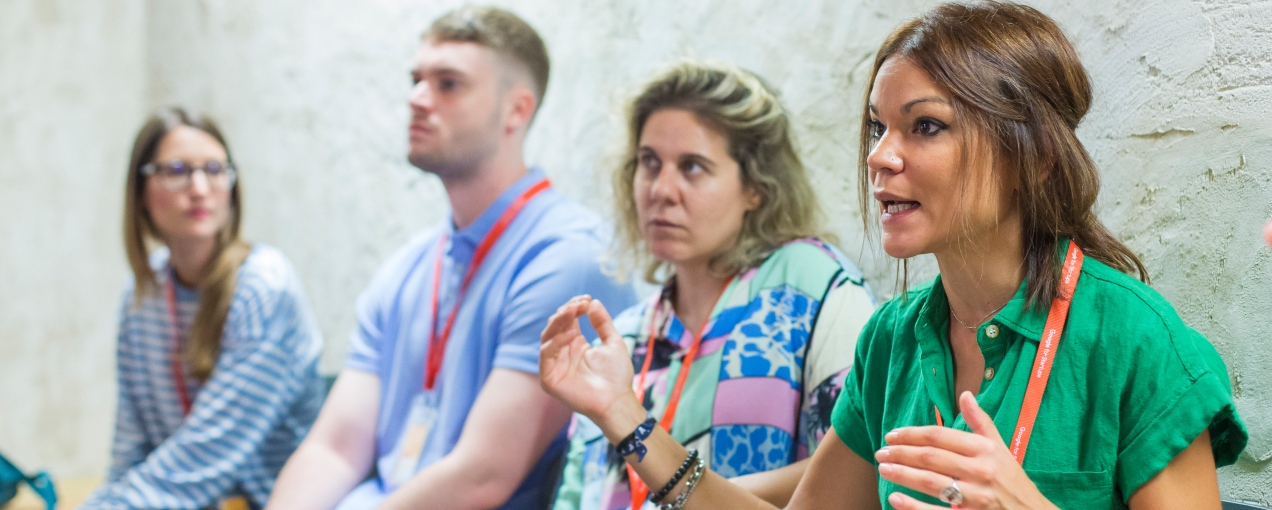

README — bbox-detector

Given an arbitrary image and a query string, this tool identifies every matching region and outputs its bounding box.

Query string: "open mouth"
[882,201,920,215]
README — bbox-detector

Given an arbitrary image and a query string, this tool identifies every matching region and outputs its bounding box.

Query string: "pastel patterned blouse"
[553,239,877,510]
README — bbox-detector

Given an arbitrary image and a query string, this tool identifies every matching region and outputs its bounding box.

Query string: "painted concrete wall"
[0,0,147,482]
[3,0,1269,503]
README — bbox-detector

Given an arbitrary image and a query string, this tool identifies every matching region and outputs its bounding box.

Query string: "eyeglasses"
[141,160,238,192]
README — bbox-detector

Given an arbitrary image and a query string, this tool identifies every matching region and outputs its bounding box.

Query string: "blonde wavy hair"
[614,60,828,284]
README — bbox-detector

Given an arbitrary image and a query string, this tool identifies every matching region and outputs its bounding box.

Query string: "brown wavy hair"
[123,106,251,382]
[858,1,1148,306]
[615,60,828,283]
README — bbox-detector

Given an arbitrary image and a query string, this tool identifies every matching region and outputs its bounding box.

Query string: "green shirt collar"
[917,239,1078,344]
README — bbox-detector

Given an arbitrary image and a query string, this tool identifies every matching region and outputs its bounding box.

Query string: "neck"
[935,222,1026,328]
[443,142,529,230]
[168,237,218,287]
[670,262,731,334]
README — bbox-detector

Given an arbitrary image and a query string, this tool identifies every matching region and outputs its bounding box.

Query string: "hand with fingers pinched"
[539,295,639,422]
[875,392,1059,510]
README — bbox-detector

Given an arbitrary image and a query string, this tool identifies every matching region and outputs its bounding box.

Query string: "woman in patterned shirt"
[548,61,877,510]
[82,107,325,509]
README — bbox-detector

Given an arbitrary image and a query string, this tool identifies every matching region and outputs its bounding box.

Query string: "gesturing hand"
[539,296,638,422]
[875,392,1058,510]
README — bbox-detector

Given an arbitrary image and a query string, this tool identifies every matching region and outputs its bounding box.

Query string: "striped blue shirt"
[82,245,325,509]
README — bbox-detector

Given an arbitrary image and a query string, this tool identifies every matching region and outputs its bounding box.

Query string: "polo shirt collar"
[447,167,548,262]
[916,238,1075,344]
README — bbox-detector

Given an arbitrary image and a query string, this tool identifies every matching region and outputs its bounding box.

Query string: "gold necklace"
[949,300,1009,331]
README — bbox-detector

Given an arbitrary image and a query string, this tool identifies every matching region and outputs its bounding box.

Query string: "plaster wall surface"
[0,0,147,480]
[3,0,1270,504]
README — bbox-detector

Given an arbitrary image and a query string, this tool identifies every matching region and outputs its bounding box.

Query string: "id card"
[390,392,439,487]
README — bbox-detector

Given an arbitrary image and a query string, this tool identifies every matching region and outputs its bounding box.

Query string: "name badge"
[390,392,439,487]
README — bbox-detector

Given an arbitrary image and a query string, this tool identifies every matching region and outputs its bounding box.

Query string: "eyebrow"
[868,96,950,115]
[638,146,717,167]
[902,96,948,113]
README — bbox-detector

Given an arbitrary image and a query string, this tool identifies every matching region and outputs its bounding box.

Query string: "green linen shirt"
[831,249,1247,509]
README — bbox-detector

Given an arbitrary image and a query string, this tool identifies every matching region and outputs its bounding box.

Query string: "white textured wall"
[4,0,1269,504]
[0,0,147,481]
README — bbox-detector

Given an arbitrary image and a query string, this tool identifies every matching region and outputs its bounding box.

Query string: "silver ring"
[939,477,964,506]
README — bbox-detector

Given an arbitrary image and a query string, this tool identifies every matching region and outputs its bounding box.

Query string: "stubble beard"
[408,108,504,182]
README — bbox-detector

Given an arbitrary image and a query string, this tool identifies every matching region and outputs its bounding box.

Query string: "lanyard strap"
[423,179,551,390]
[627,278,732,508]
[934,243,1084,466]
[164,276,193,416]
[1008,242,1083,464]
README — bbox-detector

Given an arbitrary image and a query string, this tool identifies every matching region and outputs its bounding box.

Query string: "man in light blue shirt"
[268,6,635,509]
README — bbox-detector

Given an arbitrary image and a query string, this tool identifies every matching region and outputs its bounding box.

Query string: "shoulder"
[1077,258,1184,330]
[363,226,445,290]
[612,295,655,338]
[751,238,869,298]
[227,244,313,325]
[511,198,612,273]
[234,244,299,298]
[857,280,934,347]
[520,188,608,246]
[1072,258,1221,378]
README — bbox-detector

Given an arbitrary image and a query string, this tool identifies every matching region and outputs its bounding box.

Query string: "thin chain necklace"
[949,299,1009,331]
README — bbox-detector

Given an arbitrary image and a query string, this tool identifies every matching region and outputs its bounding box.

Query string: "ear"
[744,183,764,212]
[503,84,538,135]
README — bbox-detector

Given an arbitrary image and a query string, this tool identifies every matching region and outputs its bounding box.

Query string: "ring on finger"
[939,477,964,507]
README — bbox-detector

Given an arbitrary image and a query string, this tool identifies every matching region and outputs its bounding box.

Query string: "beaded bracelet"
[658,453,706,510]
[651,449,699,503]
[615,417,657,462]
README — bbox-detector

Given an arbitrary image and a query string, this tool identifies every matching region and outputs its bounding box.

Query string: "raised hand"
[874,392,1058,510]
[539,296,639,422]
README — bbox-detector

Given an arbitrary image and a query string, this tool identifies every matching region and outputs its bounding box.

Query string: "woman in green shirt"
[539,2,1247,509]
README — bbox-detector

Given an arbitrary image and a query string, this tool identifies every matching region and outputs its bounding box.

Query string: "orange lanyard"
[627,278,732,509]
[424,179,550,390]
[164,276,192,416]
[933,243,1084,466]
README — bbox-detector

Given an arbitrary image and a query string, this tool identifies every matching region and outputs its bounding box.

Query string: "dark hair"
[124,106,250,382]
[859,1,1148,306]
[424,6,550,109]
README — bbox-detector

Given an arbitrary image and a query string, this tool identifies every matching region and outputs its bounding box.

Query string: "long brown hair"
[123,106,251,381]
[614,60,829,283]
[858,1,1148,306]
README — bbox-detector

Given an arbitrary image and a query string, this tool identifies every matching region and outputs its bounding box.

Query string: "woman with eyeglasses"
[82,106,325,509]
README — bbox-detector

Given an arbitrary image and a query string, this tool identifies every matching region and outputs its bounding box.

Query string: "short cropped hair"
[423,6,550,105]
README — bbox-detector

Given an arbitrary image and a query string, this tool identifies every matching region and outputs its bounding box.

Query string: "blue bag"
[0,450,56,509]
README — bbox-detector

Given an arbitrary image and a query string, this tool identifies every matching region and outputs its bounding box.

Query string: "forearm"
[377,452,516,510]
[267,442,372,510]
[730,458,809,507]
[591,394,779,510]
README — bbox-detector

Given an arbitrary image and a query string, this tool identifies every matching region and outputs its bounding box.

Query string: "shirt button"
[985,324,1000,338]
[984,367,996,380]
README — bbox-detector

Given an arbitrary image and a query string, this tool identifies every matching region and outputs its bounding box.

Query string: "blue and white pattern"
[81,245,325,510]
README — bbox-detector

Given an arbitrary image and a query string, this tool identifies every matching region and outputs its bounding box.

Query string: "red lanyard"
[164,276,193,416]
[627,278,732,509]
[933,243,1084,466]
[423,179,550,390]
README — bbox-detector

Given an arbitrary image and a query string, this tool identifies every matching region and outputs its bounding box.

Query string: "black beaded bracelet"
[651,448,699,503]
[616,417,657,462]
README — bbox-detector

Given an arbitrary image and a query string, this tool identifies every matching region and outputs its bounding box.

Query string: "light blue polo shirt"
[337,168,637,509]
